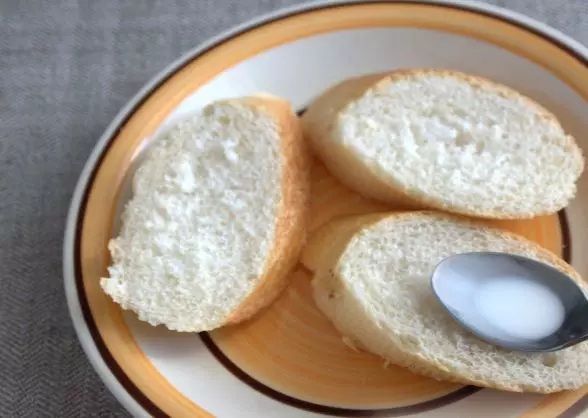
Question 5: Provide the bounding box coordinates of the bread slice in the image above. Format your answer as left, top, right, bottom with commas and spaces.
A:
101, 96, 310, 332
302, 69, 584, 218
301, 211, 588, 393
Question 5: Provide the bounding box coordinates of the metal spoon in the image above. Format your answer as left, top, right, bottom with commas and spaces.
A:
431, 252, 588, 352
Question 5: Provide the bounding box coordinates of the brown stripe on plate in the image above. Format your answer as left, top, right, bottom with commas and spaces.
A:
560, 395, 588, 418
559, 210, 572, 263
201, 332, 479, 417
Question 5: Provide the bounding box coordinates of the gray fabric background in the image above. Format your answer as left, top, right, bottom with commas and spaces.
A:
1, 0, 587, 416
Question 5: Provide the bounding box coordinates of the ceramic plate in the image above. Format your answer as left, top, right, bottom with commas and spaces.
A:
64, 1, 588, 416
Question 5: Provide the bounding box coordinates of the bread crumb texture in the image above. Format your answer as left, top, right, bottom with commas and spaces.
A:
334, 70, 584, 217
101, 101, 282, 332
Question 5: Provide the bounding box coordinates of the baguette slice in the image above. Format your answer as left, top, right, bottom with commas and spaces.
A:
101, 96, 310, 332
302, 70, 584, 218
301, 211, 588, 393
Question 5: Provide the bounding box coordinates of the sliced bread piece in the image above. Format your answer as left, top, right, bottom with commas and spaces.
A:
301, 69, 584, 218
101, 96, 310, 332
301, 211, 588, 392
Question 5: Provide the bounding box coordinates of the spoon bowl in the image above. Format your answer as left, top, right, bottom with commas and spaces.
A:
431, 252, 588, 352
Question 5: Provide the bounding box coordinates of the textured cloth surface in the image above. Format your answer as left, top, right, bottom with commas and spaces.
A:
1, 0, 587, 416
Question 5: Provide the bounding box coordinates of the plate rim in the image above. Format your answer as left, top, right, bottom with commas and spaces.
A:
63, 0, 588, 416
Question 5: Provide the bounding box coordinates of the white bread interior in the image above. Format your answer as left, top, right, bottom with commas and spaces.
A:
101, 96, 310, 332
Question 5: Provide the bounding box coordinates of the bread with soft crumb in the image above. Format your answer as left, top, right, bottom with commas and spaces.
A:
301, 69, 584, 219
301, 211, 588, 393
101, 95, 310, 332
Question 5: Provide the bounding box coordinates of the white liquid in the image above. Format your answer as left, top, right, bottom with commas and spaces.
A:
475, 277, 565, 341
433, 254, 567, 343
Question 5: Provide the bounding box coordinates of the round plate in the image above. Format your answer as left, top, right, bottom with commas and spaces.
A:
63, 1, 588, 416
